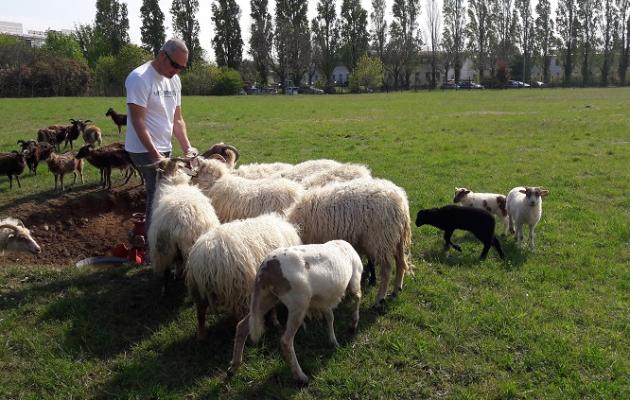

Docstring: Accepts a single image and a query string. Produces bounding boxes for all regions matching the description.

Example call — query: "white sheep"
[279,159,342,183]
[300,162,372,189]
[0,217,41,255]
[148,159,220,292]
[228,240,363,384]
[190,157,304,223]
[232,162,294,179]
[506,186,549,251]
[453,187,509,235]
[185,213,302,340]
[287,177,412,307]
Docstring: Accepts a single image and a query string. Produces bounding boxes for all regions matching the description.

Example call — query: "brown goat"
[76,143,140,189]
[0,151,26,189]
[46,151,84,191]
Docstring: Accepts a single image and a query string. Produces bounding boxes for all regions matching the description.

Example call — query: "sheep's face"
[453,188,471,203]
[1,224,41,255]
[415,209,429,227]
[76,144,93,159]
[190,157,226,186]
[519,187,549,207]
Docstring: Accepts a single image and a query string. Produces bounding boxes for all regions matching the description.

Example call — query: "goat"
[0,151,26,189]
[415,205,504,260]
[506,186,549,251]
[0,217,41,255]
[228,240,363,384]
[46,150,84,191]
[105,108,127,135]
[76,143,140,189]
[37,128,59,149]
[47,125,68,145]
[17,140,41,175]
[82,122,102,147]
[65,119,84,149]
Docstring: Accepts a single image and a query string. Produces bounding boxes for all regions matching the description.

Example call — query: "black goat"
[0,151,26,189]
[17,140,41,175]
[105,108,127,135]
[76,142,140,189]
[65,119,90,149]
[415,205,504,260]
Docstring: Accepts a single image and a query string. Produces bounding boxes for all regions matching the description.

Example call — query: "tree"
[339,0,370,71]
[212,0,244,69]
[388,0,422,89]
[171,0,203,66]
[349,53,384,91]
[94,0,130,55]
[494,0,520,62]
[274,0,311,88]
[311,0,340,88]
[577,0,601,86]
[442,0,466,82]
[370,0,388,62]
[534,0,555,83]
[556,0,580,85]
[467,0,495,80]
[600,0,617,85]
[516,0,534,83]
[140,0,166,56]
[249,0,273,85]
[616,0,630,84]
[75,24,103,68]
[426,0,441,88]
[42,31,85,63]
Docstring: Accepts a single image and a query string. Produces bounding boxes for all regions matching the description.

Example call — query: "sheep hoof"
[295,373,309,386]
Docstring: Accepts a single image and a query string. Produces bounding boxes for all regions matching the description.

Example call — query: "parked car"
[504,80,530,88]
[298,86,325,94]
[530,81,546,88]
[440,81,459,89]
[457,81,484,89]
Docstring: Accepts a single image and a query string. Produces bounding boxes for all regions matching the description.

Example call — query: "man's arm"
[172,106,194,155]
[128,103,163,162]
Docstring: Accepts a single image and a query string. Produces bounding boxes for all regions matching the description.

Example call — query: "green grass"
[1,88,629,399]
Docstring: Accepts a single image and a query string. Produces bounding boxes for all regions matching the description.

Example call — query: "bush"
[180,65,242,96]
[211,68,243,96]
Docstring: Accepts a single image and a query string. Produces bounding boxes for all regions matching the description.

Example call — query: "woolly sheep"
[228,240,363,384]
[287,177,412,307]
[300,163,372,189]
[185,213,302,340]
[232,162,294,180]
[0,217,41,255]
[506,186,549,251]
[453,187,509,235]
[147,159,220,292]
[190,156,304,223]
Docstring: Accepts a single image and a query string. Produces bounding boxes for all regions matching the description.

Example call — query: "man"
[125,38,197,236]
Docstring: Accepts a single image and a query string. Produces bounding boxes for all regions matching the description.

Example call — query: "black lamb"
[415,205,505,260]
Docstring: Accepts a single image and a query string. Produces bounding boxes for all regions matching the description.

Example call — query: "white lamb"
[185,213,302,340]
[148,159,220,292]
[506,186,549,251]
[190,156,304,223]
[228,240,363,384]
[453,187,509,235]
[287,177,412,307]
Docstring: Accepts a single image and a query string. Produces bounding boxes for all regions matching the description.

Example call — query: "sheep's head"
[0,220,41,255]
[201,142,240,168]
[75,144,94,159]
[189,155,227,187]
[519,187,549,207]
[38,142,53,160]
[105,108,115,117]
[453,187,472,203]
[154,158,192,185]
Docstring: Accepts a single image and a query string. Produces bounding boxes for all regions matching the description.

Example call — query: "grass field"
[0,88,629,399]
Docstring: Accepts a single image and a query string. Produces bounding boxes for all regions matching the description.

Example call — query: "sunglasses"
[164,51,186,70]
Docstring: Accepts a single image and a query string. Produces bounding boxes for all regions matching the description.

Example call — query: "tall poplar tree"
[370,0,388,62]
[249,0,273,85]
[517,0,534,82]
[556,0,580,85]
[140,0,166,56]
[534,0,555,83]
[443,0,466,82]
[426,0,441,88]
[212,0,244,69]
[311,0,340,87]
[616,0,630,84]
[95,0,130,55]
[600,0,617,85]
[274,0,310,87]
[577,0,601,86]
[467,0,495,80]
[171,0,203,66]
[339,0,370,71]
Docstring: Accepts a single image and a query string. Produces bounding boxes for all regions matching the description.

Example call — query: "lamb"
[453,187,509,235]
[506,186,549,251]
[415,205,504,260]
[82,122,102,147]
[190,156,304,223]
[0,217,41,255]
[287,177,412,307]
[0,151,26,189]
[228,240,363,384]
[148,159,220,292]
[185,213,302,340]
[105,108,127,135]
[76,143,141,189]
[46,150,84,191]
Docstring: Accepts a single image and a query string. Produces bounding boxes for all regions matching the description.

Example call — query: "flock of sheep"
[0,115,550,384]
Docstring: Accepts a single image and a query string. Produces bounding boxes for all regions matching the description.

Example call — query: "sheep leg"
[106,167,112,190]
[479,242,491,260]
[324,308,339,347]
[508,214,515,234]
[374,258,392,307]
[281,304,309,384]
[15,175,21,188]
[195,297,209,340]
[227,314,250,377]
[528,225,536,252]
[363,257,377,286]
[392,241,407,297]
[515,224,524,248]
[502,216,510,236]
[347,266,362,334]
[492,237,505,259]
[443,230,461,252]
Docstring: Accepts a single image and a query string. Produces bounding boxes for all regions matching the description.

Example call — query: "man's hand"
[185,146,199,158]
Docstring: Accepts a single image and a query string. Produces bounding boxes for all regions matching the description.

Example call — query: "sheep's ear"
[519,189,527,194]
[464,189,471,194]
[540,189,549,197]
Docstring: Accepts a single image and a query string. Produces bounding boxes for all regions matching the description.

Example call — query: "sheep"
[0,151,26,189]
[453,187,510,236]
[190,156,304,223]
[300,162,372,189]
[82,122,102,147]
[201,142,240,167]
[105,107,127,135]
[0,217,41,255]
[148,158,220,293]
[46,150,84,191]
[64,119,84,149]
[506,186,549,251]
[228,240,363,384]
[185,213,302,340]
[280,159,342,183]
[76,143,141,189]
[232,162,294,180]
[286,177,412,307]
[415,205,504,260]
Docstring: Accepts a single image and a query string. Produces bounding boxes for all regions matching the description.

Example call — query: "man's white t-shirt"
[125,61,182,153]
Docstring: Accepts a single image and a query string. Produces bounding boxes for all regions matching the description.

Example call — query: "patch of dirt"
[2,185,146,266]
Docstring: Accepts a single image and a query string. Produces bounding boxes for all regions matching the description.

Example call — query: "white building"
[0,20,72,48]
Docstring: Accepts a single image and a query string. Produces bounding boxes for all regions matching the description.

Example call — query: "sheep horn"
[209,153,227,163]
[0,224,18,233]
[222,144,240,162]
[15,219,25,227]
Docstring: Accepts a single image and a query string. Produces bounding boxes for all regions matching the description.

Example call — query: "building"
[0,20,73,48]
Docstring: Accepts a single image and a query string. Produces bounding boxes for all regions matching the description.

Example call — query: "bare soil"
[2,184,146,266]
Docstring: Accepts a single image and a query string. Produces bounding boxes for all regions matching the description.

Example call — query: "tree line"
[1,0,630,97]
